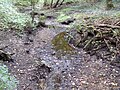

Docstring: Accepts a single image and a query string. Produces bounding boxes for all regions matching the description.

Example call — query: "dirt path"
[0,28,56,90]
[0,25,119,90]
[0,6,120,89]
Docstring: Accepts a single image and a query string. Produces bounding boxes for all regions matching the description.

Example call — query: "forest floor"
[0,2,120,90]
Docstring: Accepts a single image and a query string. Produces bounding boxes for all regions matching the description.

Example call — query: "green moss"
[52,32,75,54]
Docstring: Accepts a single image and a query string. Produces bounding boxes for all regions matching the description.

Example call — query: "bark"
[44,0,47,6]
[50,0,54,8]
[59,0,65,6]
[53,0,60,8]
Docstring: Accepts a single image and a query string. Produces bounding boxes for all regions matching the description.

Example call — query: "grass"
[0,0,31,30]
[56,1,120,20]
[0,64,18,90]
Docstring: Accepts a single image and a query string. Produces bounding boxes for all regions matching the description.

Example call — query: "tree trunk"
[44,0,47,6]
[59,0,65,6]
[50,0,54,8]
[31,0,35,23]
[53,0,60,8]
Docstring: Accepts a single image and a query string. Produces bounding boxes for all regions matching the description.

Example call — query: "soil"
[0,28,56,90]
[0,4,120,90]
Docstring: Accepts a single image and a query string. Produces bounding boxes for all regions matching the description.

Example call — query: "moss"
[52,32,75,54]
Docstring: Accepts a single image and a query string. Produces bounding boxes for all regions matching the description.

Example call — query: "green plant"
[57,13,71,22]
[13,0,31,6]
[0,0,31,30]
[0,63,18,90]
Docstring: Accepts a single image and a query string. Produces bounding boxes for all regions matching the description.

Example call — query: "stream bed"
[0,19,119,90]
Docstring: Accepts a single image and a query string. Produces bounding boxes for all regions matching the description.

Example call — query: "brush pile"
[68,18,120,67]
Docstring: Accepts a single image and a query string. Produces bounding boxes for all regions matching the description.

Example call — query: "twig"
[84,34,99,49]
[104,39,111,52]
[94,24,120,29]
[83,38,93,49]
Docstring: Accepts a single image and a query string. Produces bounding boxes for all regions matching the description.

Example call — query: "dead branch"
[94,24,120,29]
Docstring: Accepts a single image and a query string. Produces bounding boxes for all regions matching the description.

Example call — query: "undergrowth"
[57,0,120,19]
[0,0,31,30]
[57,13,71,22]
[0,63,18,90]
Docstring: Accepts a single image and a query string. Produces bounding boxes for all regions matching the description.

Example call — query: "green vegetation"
[0,0,31,30]
[57,13,71,22]
[13,0,31,6]
[0,0,119,30]
[0,0,120,90]
[0,64,18,90]
[52,31,75,51]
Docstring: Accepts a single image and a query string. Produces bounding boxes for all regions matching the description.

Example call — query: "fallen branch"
[83,34,99,49]
[94,24,120,29]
